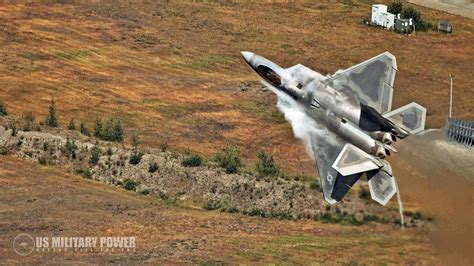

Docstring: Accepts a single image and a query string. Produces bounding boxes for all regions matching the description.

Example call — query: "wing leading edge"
[324,52,397,114]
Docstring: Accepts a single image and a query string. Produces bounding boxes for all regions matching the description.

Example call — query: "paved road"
[409,0,474,19]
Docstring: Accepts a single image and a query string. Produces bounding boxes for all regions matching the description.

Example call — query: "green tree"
[214,146,243,174]
[80,122,90,136]
[68,119,76,130]
[255,149,279,178]
[0,102,8,116]
[388,0,403,15]
[402,6,429,31]
[22,112,35,131]
[129,133,143,165]
[65,138,78,160]
[90,146,101,165]
[93,117,102,137]
[94,117,123,142]
[44,98,58,127]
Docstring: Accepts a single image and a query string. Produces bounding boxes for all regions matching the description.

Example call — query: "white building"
[371,4,396,29]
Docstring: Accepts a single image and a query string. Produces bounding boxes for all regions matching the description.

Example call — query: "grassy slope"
[0,156,434,264]
[0,1,472,176]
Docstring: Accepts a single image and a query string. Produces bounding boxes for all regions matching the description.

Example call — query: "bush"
[38,156,47,165]
[255,149,279,178]
[44,98,58,127]
[359,185,371,200]
[160,141,168,152]
[388,0,402,15]
[94,117,123,142]
[203,200,221,211]
[182,154,203,167]
[0,102,8,116]
[90,146,101,165]
[65,138,77,160]
[22,112,36,131]
[310,180,321,191]
[129,151,143,165]
[401,6,429,31]
[148,161,159,173]
[214,146,243,174]
[122,179,138,191]
[80,122,90,136]
[246,207,266,217]
[76,168,92,179]
[106,147,113,156]
[68,119,76,130]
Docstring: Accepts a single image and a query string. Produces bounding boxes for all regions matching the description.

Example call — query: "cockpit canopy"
[256,65,282,88]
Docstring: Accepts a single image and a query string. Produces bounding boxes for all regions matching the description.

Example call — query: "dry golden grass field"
[0,0,472,175]
[0,0,473,264]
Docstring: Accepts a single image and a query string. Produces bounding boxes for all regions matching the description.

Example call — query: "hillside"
[0,1,473,175]
[0,156,435,264]
[0,1,473,263]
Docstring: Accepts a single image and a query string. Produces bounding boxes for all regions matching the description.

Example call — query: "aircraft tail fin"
[383,102,427,135]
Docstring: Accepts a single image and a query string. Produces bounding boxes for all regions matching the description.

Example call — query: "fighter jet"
[242,51,426,205]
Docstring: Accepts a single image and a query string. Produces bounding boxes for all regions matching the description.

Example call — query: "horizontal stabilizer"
[332,143,380,176]
[383,102,426,134]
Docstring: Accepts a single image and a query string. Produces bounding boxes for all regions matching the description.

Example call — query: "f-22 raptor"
[242,51,426,205]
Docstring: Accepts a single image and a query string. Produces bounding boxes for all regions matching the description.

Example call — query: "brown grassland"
[0,0,472,175]
[0,0,473,263]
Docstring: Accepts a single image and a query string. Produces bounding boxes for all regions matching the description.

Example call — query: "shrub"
[90,146,101,165]
[359,185,371,200]
[80,122,90,136]
[255,149,279,178]
[122,179,138,191]
[68,119,76,130]
[106,147,113,156]
[247,207,266,217]
[181,154,203,167]
[148,161,159,173]
[38,156,47,165]
[388,0,402,15]
[160,141,168,152]
[129,134,143,165]
[129,151,143,165]
[214,145,243,174]
[401,6,429,31]
[310,180,321,191]
[203,200,221,211]
[94,117,123,142]
[139,188,150,195]
[65,138,77,160]
[44,98,58,127]
[0,102,8,116]
[76,168,92,179]
[22,112,35,131]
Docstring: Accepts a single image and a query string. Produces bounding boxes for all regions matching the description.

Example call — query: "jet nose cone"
[240,51,254,63]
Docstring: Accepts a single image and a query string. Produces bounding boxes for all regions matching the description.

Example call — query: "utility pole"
[449,74,453,118]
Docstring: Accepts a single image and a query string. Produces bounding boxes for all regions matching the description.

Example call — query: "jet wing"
[285,64,322,88]
[309,128,344,204]
[310,131,381,204]
[324,52,397,114]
